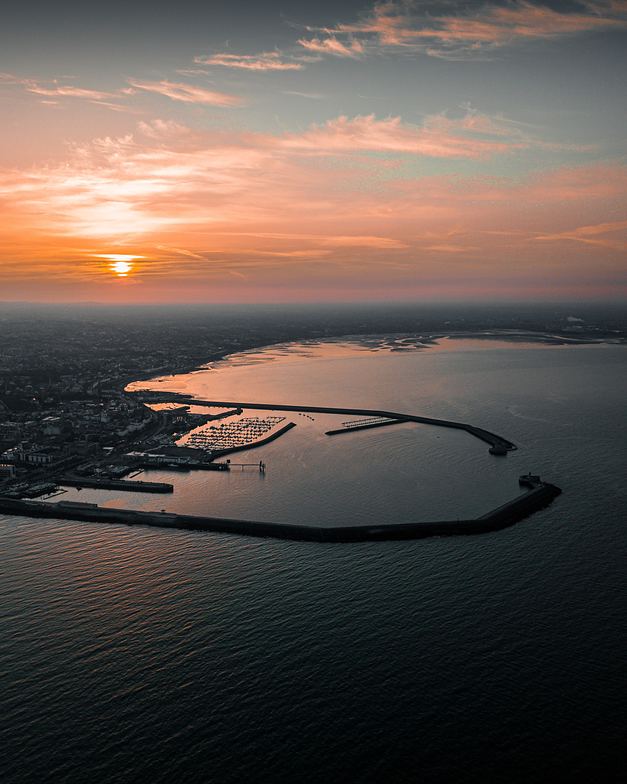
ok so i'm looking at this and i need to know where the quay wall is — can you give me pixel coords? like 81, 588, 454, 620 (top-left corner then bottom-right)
58, 477, 174, 494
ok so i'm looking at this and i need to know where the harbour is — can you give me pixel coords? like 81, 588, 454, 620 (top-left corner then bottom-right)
133, 394, 518, 454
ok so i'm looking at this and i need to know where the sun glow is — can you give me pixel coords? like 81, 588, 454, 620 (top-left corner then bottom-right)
112, 261, 132, 276
93, 253, 143, 277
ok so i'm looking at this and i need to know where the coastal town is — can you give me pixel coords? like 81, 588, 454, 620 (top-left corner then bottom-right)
1, 302, 623, 498
0, 305, 316, 492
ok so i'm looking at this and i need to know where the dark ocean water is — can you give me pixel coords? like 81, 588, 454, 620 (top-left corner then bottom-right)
2, 339, 626, 782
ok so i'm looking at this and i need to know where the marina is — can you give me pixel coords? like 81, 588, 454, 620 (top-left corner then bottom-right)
141, 395, 517, 455
183, 415, 289, 452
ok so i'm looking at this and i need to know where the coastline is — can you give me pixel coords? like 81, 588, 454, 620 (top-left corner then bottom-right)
4, 331, 581, 540
123, 330, 622, 398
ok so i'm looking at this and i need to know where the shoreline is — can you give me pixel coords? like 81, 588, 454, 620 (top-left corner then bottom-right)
3, 332, 574, 540
123, 330, 621, 397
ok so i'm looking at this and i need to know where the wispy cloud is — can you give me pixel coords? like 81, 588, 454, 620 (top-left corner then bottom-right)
279, 110, 562, 158
306, 1, 627, 59
0, 72, 116, 101
535, 219, 627, 250
297, 37, 365, 58
1, 115, 624, 300
127, 80, 244, 106
1, 117, 621, 248
320, 235, 408, 248
1, 71, 245, 110
176, 68, 211, 77
283, 90, 326, 100
195, 51, 305, 71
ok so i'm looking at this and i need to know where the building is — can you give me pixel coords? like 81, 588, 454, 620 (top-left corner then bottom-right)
42, 416, 64, 436
18, 449, 55, 466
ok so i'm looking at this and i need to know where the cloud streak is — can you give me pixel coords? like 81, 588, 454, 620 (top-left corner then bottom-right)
0, 72, 117, 101
195, 52, 305, 71
1, 116, 624, 301
307, 1, 627, 59
279, 111, 568, 158
297, 37, 365, 58
0, 72, 245, 110
535, 219, 627, 250
127, 80, 244, 106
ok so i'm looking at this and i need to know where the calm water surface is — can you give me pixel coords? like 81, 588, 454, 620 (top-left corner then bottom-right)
2, 338, 626, 782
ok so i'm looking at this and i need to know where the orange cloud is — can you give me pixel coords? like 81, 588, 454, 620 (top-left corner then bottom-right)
0, 71, 245, 112
331, 1, 410, 46
297, 37, 365, 58
321, 235, 408, 249
535, 219, 627, 250
280, 112, 537, 158
127, 80, 244, 106
320, 1, 627, 58
195, 52, 304, 71
0, 72, 117, 101
0, 118, 625, 301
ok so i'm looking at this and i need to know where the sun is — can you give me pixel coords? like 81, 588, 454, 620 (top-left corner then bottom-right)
93, 253, 143, 277
112, 261, 132, 276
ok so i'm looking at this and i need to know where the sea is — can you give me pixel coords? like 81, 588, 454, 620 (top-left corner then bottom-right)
2, 336, 626, 783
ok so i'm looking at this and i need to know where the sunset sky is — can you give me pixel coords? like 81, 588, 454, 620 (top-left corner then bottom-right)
1, 0, 626, 302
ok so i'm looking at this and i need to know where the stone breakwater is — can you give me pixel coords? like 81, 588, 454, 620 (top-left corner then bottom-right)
0, 481, 561, 543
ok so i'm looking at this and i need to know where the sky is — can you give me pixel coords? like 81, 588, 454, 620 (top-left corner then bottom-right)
1, 0, 626, 303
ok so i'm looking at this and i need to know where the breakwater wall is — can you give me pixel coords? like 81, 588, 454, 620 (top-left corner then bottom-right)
0, 482, 560, 543
142, 395, 516, 454
58, 477, 174, 494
